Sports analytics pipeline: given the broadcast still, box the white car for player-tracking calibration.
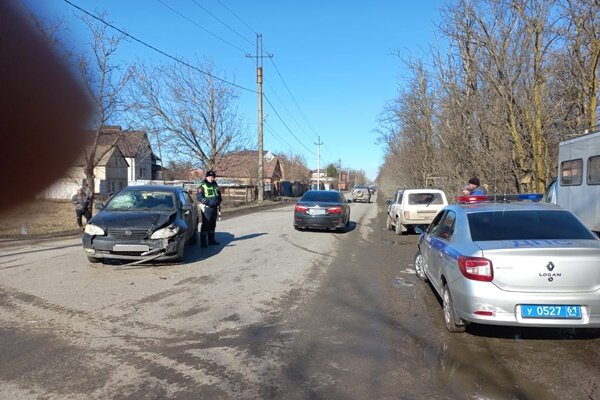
[415,194,600,332]
[387,188,448,234]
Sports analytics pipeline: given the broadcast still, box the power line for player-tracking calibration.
[267,56,319,136]
[62,0,256,93]
[190,0,254,48]
[264,94,316,155]
[264,123,305,156]
[264,80,315,142]
[157,0,251,55]
[214,0,258,36]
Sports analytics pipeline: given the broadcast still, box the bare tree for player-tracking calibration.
[131,59,249,171]
[562,0,600,129]
[78,14,132,204]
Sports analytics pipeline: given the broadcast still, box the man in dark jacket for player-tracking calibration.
[197,170,222,248]
[72,187,91,230]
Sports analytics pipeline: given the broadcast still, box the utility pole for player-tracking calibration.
[246,34,272,202]
[315,136,323,190]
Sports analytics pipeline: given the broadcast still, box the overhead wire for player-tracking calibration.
[62,0,256,93]
[264,123,305,155]
[190,0,254,48]
[214,0,258,36]
[157,0,251,55]
[263,94,316,155]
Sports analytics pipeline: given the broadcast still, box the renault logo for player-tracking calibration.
[125,229,132,236]
[546,262,555,271]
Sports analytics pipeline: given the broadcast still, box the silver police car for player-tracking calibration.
[414,194,600,333]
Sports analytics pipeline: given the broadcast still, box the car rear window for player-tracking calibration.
[301,191,342,202]
[408,192,444,205]
[467,210,596,241]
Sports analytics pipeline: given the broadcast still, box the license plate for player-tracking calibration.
[309,209,326,215]
[112,244,150,252]
[521,305,581,319]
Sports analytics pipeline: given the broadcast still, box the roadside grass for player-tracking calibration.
[0,200,82,237]
[0,198,293,238]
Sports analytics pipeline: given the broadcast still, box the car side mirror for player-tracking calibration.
[414,225,427,234]
[385,199,392,205]
[95,203,104,210]
[181,204,193,211]
[347,199,352,203]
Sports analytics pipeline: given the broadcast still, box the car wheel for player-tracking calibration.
[174,240,185,262]
[188,220,198,244]
[386,215,394,230]
[87,256,101,263]
[414,250,428,282]
[394,219,403,235]
[442,285,466,333]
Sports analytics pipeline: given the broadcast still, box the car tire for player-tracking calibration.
[414,250,428,282]
[189,220,198,244]
[174,241,185,262]
[394,219,403,235]
[87,256,101,263]
[442,284,466,333]
[386,215,394,230]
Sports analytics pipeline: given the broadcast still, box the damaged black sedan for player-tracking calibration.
[82,185,199,263]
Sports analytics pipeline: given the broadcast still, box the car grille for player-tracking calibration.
[108,229,149,240]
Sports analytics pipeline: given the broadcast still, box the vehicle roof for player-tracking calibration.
[122,185,182,192]
[396,188,445,193]
[448,201,563,214]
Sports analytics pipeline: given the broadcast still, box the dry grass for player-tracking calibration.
[0,200,85,237]
[0,198,290,238]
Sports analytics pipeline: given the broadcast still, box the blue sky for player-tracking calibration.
[25,0,445,181]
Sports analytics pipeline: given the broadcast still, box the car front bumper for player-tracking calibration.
[449,278,600,328]
[82,233,186,261]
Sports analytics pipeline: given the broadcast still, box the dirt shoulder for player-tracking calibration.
[0,197,294,241]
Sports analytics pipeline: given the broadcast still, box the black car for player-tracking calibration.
[293,190,351,232]
[82,185,199,263]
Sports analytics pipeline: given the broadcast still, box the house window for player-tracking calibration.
[560,159,583,186]
[112,156,120,167]
[139,167,147,178]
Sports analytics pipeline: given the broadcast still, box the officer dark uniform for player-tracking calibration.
[197,170,222,248]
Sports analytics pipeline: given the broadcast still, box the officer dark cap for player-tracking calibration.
[468,177,480,186]
[206,170,216,178]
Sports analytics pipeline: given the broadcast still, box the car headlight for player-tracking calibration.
[150,224,180,239]
[84,224,105,236]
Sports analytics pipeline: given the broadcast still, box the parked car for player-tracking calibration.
[351,185,372,203]
[414,194,600,333]
[387,188,448,234]
[293,190,351,232]
[82,185,199,263]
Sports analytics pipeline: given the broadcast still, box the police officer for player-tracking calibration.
[197,170,222,248]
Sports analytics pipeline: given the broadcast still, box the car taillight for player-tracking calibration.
[403,211,410,219]
[327,206,343,214]
[295,204,308,213]
[457,256,493,282]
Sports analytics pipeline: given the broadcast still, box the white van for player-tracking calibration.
[544,129,600,235]
[386,188,448,234]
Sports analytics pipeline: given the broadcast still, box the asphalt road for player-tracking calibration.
[0,197,599,399]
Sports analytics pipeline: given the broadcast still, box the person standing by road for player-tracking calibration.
[197,170,222,248]
[465,177,487,195]
[72,187,91,230]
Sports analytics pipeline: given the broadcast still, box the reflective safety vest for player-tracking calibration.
[200,183,219,198]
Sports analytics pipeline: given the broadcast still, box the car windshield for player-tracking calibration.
[301,191,342,203]
[105,190,176,211]
[408,192,444,205]
[467,210,596,241]
[353,186,369,191]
